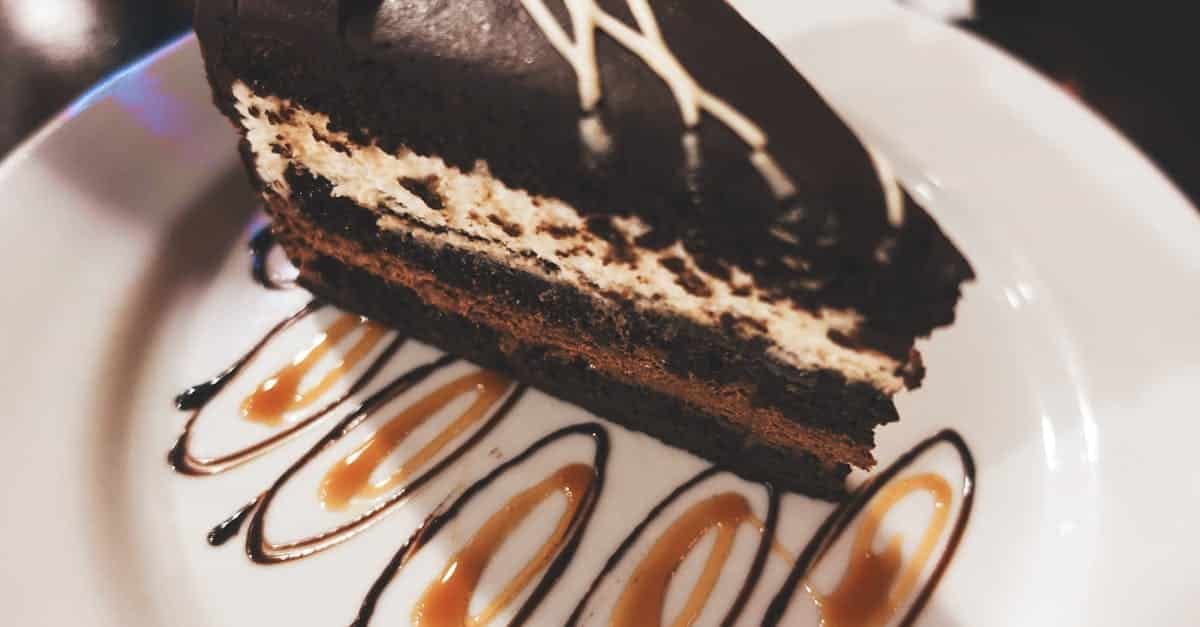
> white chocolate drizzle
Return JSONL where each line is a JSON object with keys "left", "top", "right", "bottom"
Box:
{"left": 519, "top": 0, "right": 797, "bottom": 199}
{"left": 578, "top": 113, "right": 613, "bottom": 155}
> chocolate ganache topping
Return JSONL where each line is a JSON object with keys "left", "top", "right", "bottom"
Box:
{"left": 196, "top": 0, "right": 973, "bottom": 359}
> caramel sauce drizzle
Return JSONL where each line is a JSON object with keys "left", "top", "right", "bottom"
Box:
{"left": 812, "top": 473, "right": 953, "bottom": 627}
{"left": 242, "top": 313, "right": 387, "bottom": 426}
{"left": 354, "top": 424, "right": 609, "bottom": 627}
{"left": 610, "top": 492, "right": 752, "bottom": 627}
{"left": 168, "top": 300, "right": 403, "bottom": 476}
{"left": 567, "top": 468, "right": 781, "bottom": 627}
{"left": 240, "top": 357, "right": 522, "bottom": 564}
{"left": 740, "top": 511, "right": 797, "bottom": 564}
{"left": 196, "top": 355, "right": 484, "bottom": 551}
{"left": 413, "top": 464, "right": 596, "bottom": 626}
{"left": 763, "top": 430, "right": 976, "bottom": 627}
{"left": 320, "top": 370, "right": 511, "bottom": 511}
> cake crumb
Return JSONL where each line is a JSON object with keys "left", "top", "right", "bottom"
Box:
{"left": 537, "top": 223, "right": 579, "bottom": 239}
{"left": 487, "top": 214, "right": 524, "bottom": 237}
{"left": 399, "top": 176, "right": 445, "bottom": 210}
{"left": 659, "top": 256, "right": 714, "bottom": 297}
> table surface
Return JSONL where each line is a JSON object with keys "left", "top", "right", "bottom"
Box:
{"left": 1, "top": 1, "right": 1196, "bottom": 208}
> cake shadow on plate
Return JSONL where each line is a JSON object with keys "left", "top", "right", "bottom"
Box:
{"left": 85, "top": 165, "right": 256, "bottom": 621}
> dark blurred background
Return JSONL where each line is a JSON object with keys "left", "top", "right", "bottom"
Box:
{"left": 1, "top": 0, "right": 1196, "bottom": 206}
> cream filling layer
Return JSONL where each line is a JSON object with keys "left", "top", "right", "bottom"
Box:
{"left": 232, "top": 81, "right": 905, "bottom": 392}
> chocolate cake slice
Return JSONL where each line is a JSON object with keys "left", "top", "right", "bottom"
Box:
{"left": 195, "top": 0, "right": 972, "bottom": 496}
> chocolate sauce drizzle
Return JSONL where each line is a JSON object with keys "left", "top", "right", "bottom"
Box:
{"left": 207, "top": 499, "right": 256, "bottom": 547}
{"left": 242, "top": 358, "right": 522, "bottom": 564}
{"left": 169, "top": 235, "right": 976, "bottom": 625}
{"left": 200, "top": 353, "right": 463, "bottom": 551}
{"left": 762, "top": 429, "right": 976, "bottom": 626}
{"left": 249, "top": 224, "right": 293, "bottom": 289}
{"left": 174, "top": 299, "right": 324, "bottom": 411}
{"left": 352, "top": 422, "right": 610, "bottom": 627}
{"left": 168, "top": 299, "right": 404, "bottom": 476}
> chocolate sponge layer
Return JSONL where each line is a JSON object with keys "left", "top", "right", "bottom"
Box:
{"left": 265, "top": 184, "right": 851, "bottom": 498}
{"left": 266, "top": 164, "right": 903, "bottom": 469}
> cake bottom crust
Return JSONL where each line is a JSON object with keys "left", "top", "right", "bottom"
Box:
{"left": 264, "top": 193, "right": 852, "bottom": 498}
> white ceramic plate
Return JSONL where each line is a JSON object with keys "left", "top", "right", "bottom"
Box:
{"left": 2, "top": 2, "right": 1198, "bottom": 625}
